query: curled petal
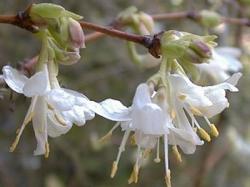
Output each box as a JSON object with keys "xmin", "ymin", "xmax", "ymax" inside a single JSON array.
[
  {"xmin": 47, "ymin": 110, "xmax": 72, "ymax": 138},
  {"xmin": 2, "ymin": 65, "xmax": 28, "ymax": 94},
  {"xmin": 88, "ymin": 99, "xmax": 131, "ymax": 121}
]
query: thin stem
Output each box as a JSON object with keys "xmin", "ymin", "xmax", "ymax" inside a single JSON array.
[{"xmin": 79, "ymin": 21, "xmax": 148, "ymax": 46}]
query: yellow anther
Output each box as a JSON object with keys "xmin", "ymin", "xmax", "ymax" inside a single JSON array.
[
  {"xmin": 143, "ymin": 149, "xmax": 152, "ymax": 158},
  {"xmin": 154, "ymin": 157, "xmax": 161, "ymax": 163},
  {"xmin": 133, "ymin": 165, "xmax": 139, "ymax": 183},
  {"xmin": 10, "ymin": 112, "xmax": 33, "ymax": 153},
  {"xmin": 128, "ymin": 171, "xmax": 135, "ymax": 184},
  {"xmin": 165, "ymin": 169, "xmax": 171, "ymax": 187},
  {"xmin": 172, "ymin": 145, "xmax": 182, "ymax": 163},
  {"xmin": 47, "ymin": 103, "xmax": 54, "ymax": 110},
  {"xmin": 171, "ymin": 110, "xmax": 176, "ymax": 119},
  {"xmin": 110, "ymin": 161, "xmax": 118, "ymax": 178},
  {"xmin": 99, "ymin": 132, "xmax": 112, "ymax": 143},
  {"xmin": 190, "ymin": 107, "xmax": 203, "ymax": 116},
  {"xmin": 45, "ymin": 142, "xmax": 50, "ymax": 158},
  {"xmin": 130, "ymin": 134, "xmax": 136, "ymax": 145},
  {"xmin": 9, "ymin": 137, "xmax": 19, "ymax": 152},
  {"xmin": 54, "ymin": 113, "xmax": 67, "ymax": 126},
  {"xmin": 178, "ymin": 94, "xmax": 187, "ymax": 101},
  {"xmin": 210, "ymin": 124, "xmax": 219, "ymax": 137},
  {"xmin": 198, "ymin": 128, "xmax": 211, "ymax": 142}
]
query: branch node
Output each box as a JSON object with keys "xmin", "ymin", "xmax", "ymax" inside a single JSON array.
[{"xmin": 147, "ymin": 31, "xmax": 164, "ymax": 58}]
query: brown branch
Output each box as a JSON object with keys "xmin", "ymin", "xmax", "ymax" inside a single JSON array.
[{"xmin": 85, "ymin": 11, "xmax": 250, "ymax": 43}]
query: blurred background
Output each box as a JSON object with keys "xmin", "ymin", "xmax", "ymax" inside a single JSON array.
[{"xmin": 0, "ymin": 0, "xmax": 250, "ymax": 187}]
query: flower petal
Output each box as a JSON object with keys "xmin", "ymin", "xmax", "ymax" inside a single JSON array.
[
  {"xmin": 23, "ymin": 71, "xmax": 49, "ymax": 97},
  {"xmin": 132, "ymin": 83, "xmax": 151, "ymax": 108},
  {"xmin": 225, "ymin": 72, "xmax": 242, "ymax": 86},
  {"xmin": 89, "ymin": 99, "xmax": 131, "ymax": 121},
  {"xmin": 169, "ymin": 128, "xmax": 203, "ymax": 154},
  {"xmin": 132, "ymin": 103, "xmax": 168, "ymax": 135},
  {"xmin": 2, "ymin": 65, "xmax": 28, "ymax": 94},
  {"xmin": 47, "ymin": 110, "xmax": 72, "ymax": 138},
  {"xmin": 32, "ymin": 96, "xmax": 48, "ymax": 156}
]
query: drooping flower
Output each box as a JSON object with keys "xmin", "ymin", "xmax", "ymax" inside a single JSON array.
[
  {"xmin": 89, "ymin": 83, "xmax": 204, "ymax": 186},
  {"xmin": 168, "ymin": 72, "xmax": 242, "ymax": 141},
  {"xmin": 2, "ymin": 65, "xmax": 94, "ymax": 156}
]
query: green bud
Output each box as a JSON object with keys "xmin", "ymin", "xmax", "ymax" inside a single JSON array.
[
  {"xmin": 189, "ymin": 40, "xmax": 212, "ymax": 58},
  {"xmin": 30, "ymin": 3, "xmax": 65, "ymax": 20},
  {"xmin": 48, "ymin": 17, "xmax": 70, "ymax": 48},
  {"xmin": 200, "ymin": 10, "xmax": 221, "ymax": 28}
]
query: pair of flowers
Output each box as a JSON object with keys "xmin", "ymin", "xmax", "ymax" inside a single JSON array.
[
  {"xmin": 2, "ymin": 64, "xmax": 241, "ymax": 186},
  {"xmin": 81, "ymin": 71, "xmax": 242, "ymax": 185}
]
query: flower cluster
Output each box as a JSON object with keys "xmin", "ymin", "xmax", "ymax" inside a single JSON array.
[{"xmin": 0, "ymin": 3, "xmax": 243, "ymax": 187}]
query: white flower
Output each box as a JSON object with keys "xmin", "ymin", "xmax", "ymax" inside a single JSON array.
[
  {"xmin": 2, "ymin": 65, "xmax": 94, "ymax": 156},
  {"xmin": 197, "ymin": 47, "xmax": 242, "ymax": 83},
  {"xmin": 89, "ymin": 83, "xmax": 203, "ymax": 186},
  {"xmin": 169, "ymin": 72, "xmax": 242, "ymax": 141}
]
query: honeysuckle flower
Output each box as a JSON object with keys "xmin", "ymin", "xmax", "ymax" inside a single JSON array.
[
  {"xmin": 2, "ymin": 65, "xmax": 94, "ymax": 156},
  {"xmin": 197, "ymin": 47, "xmax": 242, "ymax": 83},
  {"xmin": 169, "ymin": 72, "xmax": 242, "ymax": 142},
  {"xmin": 89, "ymin": 83, "xmax": 204, "ymax": 186}
]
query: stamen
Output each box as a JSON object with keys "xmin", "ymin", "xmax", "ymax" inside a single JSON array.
[
  {"xmin": 54, "ymin": 111, "xmax": 67, "ymax": 126},
  {"xmin": 190, "ymin": 107, "xmax": 202, "ymax": 116},
  {"xmin": 172, "ymin": 145, "xmax": 182, "ymax": 163},
  {"xmin": 130, "ymin": 133, "xmax": 136, "ymax": 145},
  {"xmin": 178, "ymin": 94, "xmax": 187, "ymax": 101},
  {"xmin": 204, "ymin": 117, "xmax": 219, "ymax": 137},
  {"xmin": 133, "ymin": 146, "xmax": 141, "ymax": 183},
  {"xmin": 164, "ymin": 135, "xmax": 170, "ymax": 186},
  {"xmin": 143, "ymin": 148, "xmax": 152, "ymax": 158},
  {"xmin": 133, "ymin": 164, "xmax": 139, "ymax": 183},
  {"xmin": 198, "ymin": 127, "xmax": 211, "ymax": 142},
  {"xmin": 110, "ymin": 161, "xmax": 118, "ymax": 178},
  {"xmin": 154, "ymin": 137, "xmax": 161, "ymax": 163},
  {"xmin": 165, "ymin": 169, "xmax": 171, "ymax": 187},
  {"xmin": 128, "ymin": 170, "xmax": 135, "ymax": 184},
  {"xmin": 171, "ymin": 109, "xmax": 176, "ymax": 119},
  {"xmin": 45, "ymin": 142, "xmax": 50, "ymax": 158},
  {"xmin": 9, "ymin": 97, "xmax": 37, "ymax": 152},
  {"xmin": 47, "ymin": 103, "xmax": 54, "ymax": 110},
  {"xmin": 111, "ymin": 130, "xmax": 130, "ymax": 178},
  {"xmin": 99, "ymin": 122, "xmax": 120, "ymax": 143},
  {"xmin": 210, "ymin": 124, "xmax": 219, "ymax": 137}
]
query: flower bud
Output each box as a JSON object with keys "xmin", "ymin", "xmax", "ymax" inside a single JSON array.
[
  {"xmin": 30, "ymin": 3, "xmax": 65, "ymax": 23},
  {"xmin": 200, "ymin": 10, "xmax": 221, "ymax": 28},
  {"xmin": 68, "ymin": 18, "xmax": 85, "ymax": 48},
  {"xmin": 189, "ymin": 40, "xmax": 212, "ymax": 59}
]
